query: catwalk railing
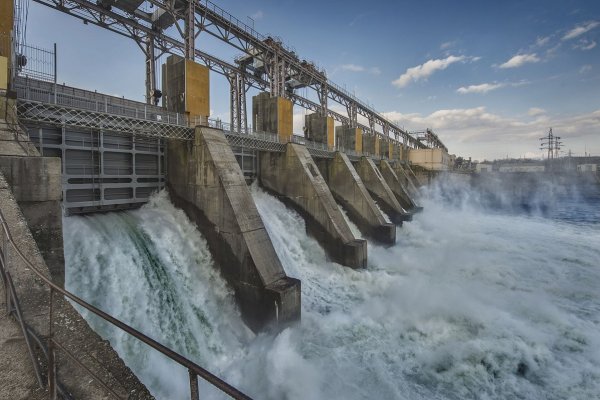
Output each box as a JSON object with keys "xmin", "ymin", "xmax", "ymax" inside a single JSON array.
[{"xmin": 0, "ymin": 206, "xmax": 253, "ymax": 399}]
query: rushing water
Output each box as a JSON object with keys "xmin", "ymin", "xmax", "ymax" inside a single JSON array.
[{"xmin": 64, "ymin": 177, "xmax": 600, "ymax": 400}]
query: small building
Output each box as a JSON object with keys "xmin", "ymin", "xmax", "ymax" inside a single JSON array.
[
  {"xmin": 476, "ymin": 162, "xmax": 493, "ymax": 173},
  {"xmin": 408, "ymin": 148, "xmax": 449, "ymax": 171},
  {"xmin": 498, "ymin": 164, "xmax": 545, "ymax": 173},
  {"xmin": 577, "ymin": 164, "xmax": 598, "ymax": 172}
]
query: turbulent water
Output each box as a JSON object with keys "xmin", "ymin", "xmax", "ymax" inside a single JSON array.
[{"xmin": 64, "ymin": 177, "xmax": 600, "ymax": 400}]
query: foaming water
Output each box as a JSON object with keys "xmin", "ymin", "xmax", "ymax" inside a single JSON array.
[{"xmin": 65, "ymin": 179, "xmax": 600, "ymax": 399}]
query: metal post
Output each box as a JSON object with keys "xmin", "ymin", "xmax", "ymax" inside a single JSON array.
[
  {"xmin": 189, "ymin": 369, "xmax": 199, "ymax": 400},
  {"xmin": 53, "ymin": 43, "xmax": 57, "ymax": 104},
  {"xmin": 184, "ymin": 1, "xmax": 196, "ymax": 60},
  {"xmin": 145, "ymin": 35, "xmax": 157, "ymax": 105},
  {"xmin": 48, "ymin": 287, "xmax": 57, "ymax": 399}
]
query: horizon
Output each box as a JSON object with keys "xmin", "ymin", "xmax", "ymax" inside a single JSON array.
[{"xmin": 24, "ymin": 0, "xmax": 600, "ymax": 160}]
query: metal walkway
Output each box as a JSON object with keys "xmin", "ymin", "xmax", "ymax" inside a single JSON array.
[{"xmin": 15, "ymin": 78, "xmax": 346, "ymax": 214}]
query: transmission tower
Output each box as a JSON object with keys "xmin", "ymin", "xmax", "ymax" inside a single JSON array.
[{"xmin": 540, "ymin": 128, "xmax": 562, "ymax": 159}]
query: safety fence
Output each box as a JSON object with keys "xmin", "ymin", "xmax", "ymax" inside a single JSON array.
[{"xmin": 0, "ymin": 206, "xmax": 253, "ymax": 399}]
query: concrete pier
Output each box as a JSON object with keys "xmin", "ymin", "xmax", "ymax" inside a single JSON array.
[
  {"xmin": 335, "ymin": 124, "xmax": 363, "ymax": 153},
  {"xmin": 316, "ymin": 152, "xmax": 396, "ymax": 245},
  {"xmin": 259, "ymin": 143, "xmax": 367, "ymax": 268},
  {"xmin": 355, "ymin": 157, "xmax": 410, "ymax": 223},
  {"xmin": 252, "ymin": 92, "xmax": 293, "ymax": 142},
  {"xmin": 362, "ymin": 134, "xmax": 380, "ymax": 157},
  {"xmin": 167, "ymin": 126, "xmax": 301, "ymax": 331},
  {"xmin": 393, "ymin": 161, "xmax": 420, "ymax": 198},
  {"xmin": 305, "ymin": 113, "xmax": 334, "ymax": 149},
  {"xmin": 378, "ymin": 159, "xmax": 421, "ymax": 212}
]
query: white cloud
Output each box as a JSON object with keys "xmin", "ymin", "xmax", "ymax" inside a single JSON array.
[
  {"xmin": 535, "ymin": 36, "xmax": 552, "ymax": 47},
  {"xmin": 528, "ymin": 107, "xmax": 546, "ymax": 116},
  {"xmin": 392, "ymin": 55, "xmax": 473, "ymax": 88},
  {"xmin": 580, "ymin": 64, "xmax": 592, "ymax": 74},
  {"xmin": 369, "ymin": 67, "xmax": 381, "ymax": 75},
  {"xmin": 562, "ymin": 21, "xmax": 599, "ymax": 40},
  {"xmin": 381, "ymin": 106, "xmax": 600, "ymax": 159},
  {"xmin": 499, "ymin": 53, "xmax": 540, "ymax": 69},
  {"xmin": 250, "ymin": 10, "xmax": 264, "ymax": 20},
  {"xmin": 440, "ymin": 41, "xmax": 456, "ymax": 50},
  {"xmin": 574, "ymin": 39, "xmax": 597, "ymax": 51},
  {"xmin": 457, "ymin": 83, "xmax": 505, "ymax": 94}
]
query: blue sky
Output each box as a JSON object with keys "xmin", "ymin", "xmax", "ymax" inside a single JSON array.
[{"xmin": 26, "ymin": 0, "xmax": 600, "ymax": 160}]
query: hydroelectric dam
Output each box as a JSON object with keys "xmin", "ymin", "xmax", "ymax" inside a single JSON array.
[{"xmin": 3, "ymin": 1, "xmax": 600, "ymax": 399}]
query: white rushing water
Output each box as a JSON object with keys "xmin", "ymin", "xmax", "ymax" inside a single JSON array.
[{"xmin": 64, "ymin": 180, "xmax": 600, "ymax": 400}]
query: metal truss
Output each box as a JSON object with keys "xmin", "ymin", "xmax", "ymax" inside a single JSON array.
[
  {"xmin": 31, "ymin": 0, "xmax": 441, "ymax": 151},
  {"xmin": 223, "ymin": 130, "xmax": 285, "ymax": 153},
  {"xmin": 17, "ymin": 100, "xmax": 195, "ymax": 140}
]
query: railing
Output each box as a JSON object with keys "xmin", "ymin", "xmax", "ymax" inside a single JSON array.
[{"xmin": 0, "ymin": 207, "xmax": 253, "ymax": 400}]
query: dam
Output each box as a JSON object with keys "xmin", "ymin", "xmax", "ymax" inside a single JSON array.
[{"xmin": 2, "ymin": 0, "xmax": 600, "ymax": 399}]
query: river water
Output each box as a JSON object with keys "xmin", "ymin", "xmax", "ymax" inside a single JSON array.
[{"xmin": 64, "ymin": 176, "xmax": 600, "ymax": 399}]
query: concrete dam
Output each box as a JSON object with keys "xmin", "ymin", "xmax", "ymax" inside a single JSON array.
[{"xmin": 0, "ymin": 0, "xmax": 447, "ymax": 395}]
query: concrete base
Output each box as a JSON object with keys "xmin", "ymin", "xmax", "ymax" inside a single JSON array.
[
  {"xmin": 167, "ymin": 127, "xmax": 300, "ymax": 332},
  {"xmin": 378, "ymin": 159, "xmax": 422, "ymax": 212},
  {"xmin": 259, "ymin": 144, "xmax": 367, "ymax": 268},
  {"xmin": 355, "ymin": 157, "xmax": 410, "ymax": 223},
  {"xmin": 316, "ymin": 152, "xmax": 396, "ymax": 245}
]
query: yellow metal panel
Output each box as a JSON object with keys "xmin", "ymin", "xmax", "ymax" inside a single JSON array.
[
  {"xmin": 388, "ymin": 142, "xmax": 394, "ymax": 159},
  {"xmin": 0, "ymin": 0, "xmax": 13, "ymax": 60},
  {"xmin": 374, "ymin": 136, "xmax": 380, "ymax": 156},
  {"xmin": 326, "ymin": 117, "xmax": 334, "ymax": 150},
  {"xmin": 355, "ymin": 127, "xmax": 363, "ymax": 153},
  {"xmin": 277, "ymin": 96, "xmax": 293, "ymax": 141},
  {"xmin": 184, "ymin": 60, "xmax": 210, "ymax": 119},
  {"xmin": 0, "ymin": 56, "xmax": 7, "ymax": 90}
]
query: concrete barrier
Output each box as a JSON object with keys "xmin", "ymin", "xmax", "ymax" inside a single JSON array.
[
  {"xmin": 167, "ymin": 127, "xmax": 300, "ymax": 332},
  {"xmin": 315, "ymin": 152, "xmax": 396, "ymax": 245},
  {"xmin": 378, "ymin": 159, "xmax": 422, "ymax": 212},
  {"xmin": 354, "ymin": 157, "xmax": 410, "ymax": 223},
  {"xmin": 259, "ymin": 143, "xmax": 367, "ymax": 268}
]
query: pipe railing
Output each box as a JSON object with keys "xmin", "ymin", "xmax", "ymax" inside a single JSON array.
[{"xmin": 0, "ymin": 207, "xmax": 253, "ymax": 400}]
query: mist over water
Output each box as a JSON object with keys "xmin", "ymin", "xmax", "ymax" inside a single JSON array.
[{"xmin": 65, "ymin": 176, "xmax": 600, "ymax": 399}]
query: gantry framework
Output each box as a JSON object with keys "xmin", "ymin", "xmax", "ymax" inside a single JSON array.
[{"xmin": 30, "ymin": 0, "xmax": 447, "ymax": 150}]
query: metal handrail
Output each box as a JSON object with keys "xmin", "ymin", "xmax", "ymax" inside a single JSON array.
[{"xmin": 0, "ymin": 207, "xmax": 253, "ymax": 400}]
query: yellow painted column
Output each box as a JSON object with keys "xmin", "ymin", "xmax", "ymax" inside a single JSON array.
[
  {"xmin": 184, "ymin": 59, "xmax": 210, "ymax": 124},
  {"xmin": 0, "ymin": 0, "xmax": 14, "ymax": 88},
  {"xmin": 374, "ymin": 135, "xmax": 380, "ymax": 156},
  {"xmin": 355, "ymin": 127, "xmax": 363, "ymax": 153},
  {"xmin": 326, "ymin": 116, "xmax": 335, "ymax": 150},
  {"xmin": 277, "ymin": 96, "xmax": 293, "ymax": 142}
]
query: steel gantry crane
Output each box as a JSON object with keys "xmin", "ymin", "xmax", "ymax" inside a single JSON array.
[{"xmin": 29, "ymin": 0, "xmax": 446, "ymax": 150}]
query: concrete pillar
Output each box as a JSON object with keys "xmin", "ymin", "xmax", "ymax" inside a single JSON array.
[
  {"xmin": 335, "ymin": 124, "xmax": 362, "ymax": 153},
  {"xmin": 259, "ymin": 144, "xmax": 367, "ymax": 268},
  {"xmin": 305, "ymin": 113, "xmax": 334, "ymax": 149},
  {"xmin": 316, "ymin": 152, "xmax": 395, "ymax": 245},
  {"xmin": 393, "ymin": 161, "xmax": 420, "ymax": 198},
  {"xmin": 378, "ymin": 159, "xmax": 422, "ymax": 212},
  {"xmin": 252, "ymin": 92, "xmax": 293, "ymax": 142},
  {"xmin": 0, "ymin": 0, "xmax": 12, "ymax": 91},
  {"xmin": 162, "ymin": 55, "xmax": 210, "ymax": 125},
  {"xmin": 354, "ymin": 157, "xmax": 410, "ymax": 223},
  {"xmin": 363, "ymin": 134, "xmax": 380, "ymax": 157},
  {"xmin": 167, "ymin": 126, "xmax": 300, "ymax": 332}
]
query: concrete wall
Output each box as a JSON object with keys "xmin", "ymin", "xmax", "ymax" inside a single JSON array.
[
  {"xmin": 392, "ymin": 161, "xmax": 420, "ymax": 198},
  {"xmin": 316, "ymin": 152, "xmax": 395, "ymax": 245},
  {"xmin": 305, "ymin": 113, "xmax": 334, "ymax": 149},
  {"xmin": 252, "ymin": 92, "xmax": 293, "ymax": 142},
  {"xmin": 378, "ymin": 159, "xmax": 421, "ymax": 212},
  {"xmin": 167, "ymin": 126, "xmax": 300, "ymax": 331},
  {"xmin": 259, "ymin": 144, "xmax": 368, "ymax": 267},
  {"xmin": 354, "ymin": 157, "xmax": 409, "ymax": 223}
]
